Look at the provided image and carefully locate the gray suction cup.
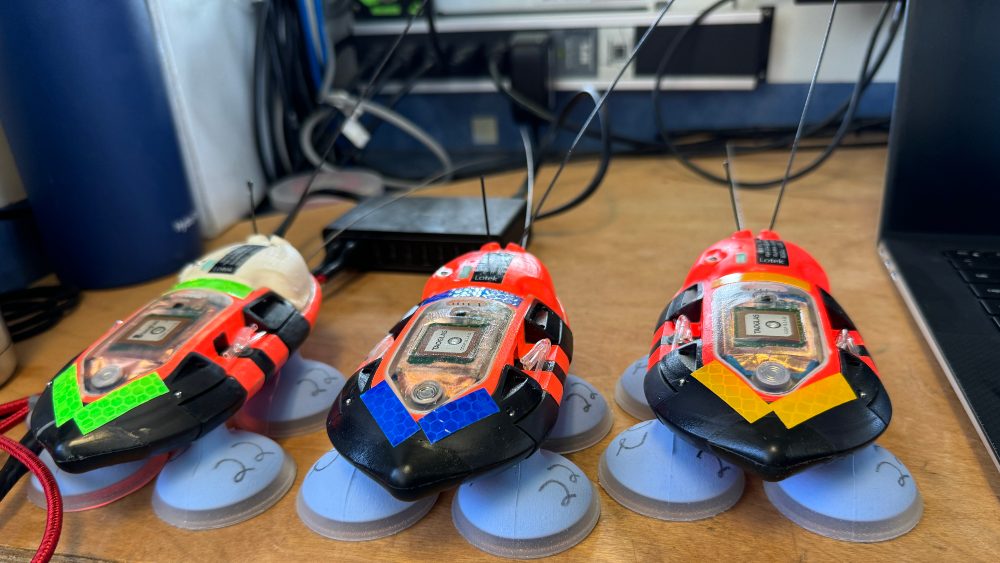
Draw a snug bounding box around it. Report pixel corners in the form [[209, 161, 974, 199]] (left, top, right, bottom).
[[542, 374, 613, 453], [233, 353, 345, 438], [614, 356, 655, 421], [764, 443, 923, 542], [297, 448, 437, 541], [152, 425, 295, 530], [452, 449, 600, 559], [28, 451, 166, 512], [599, 421, 744, 521]]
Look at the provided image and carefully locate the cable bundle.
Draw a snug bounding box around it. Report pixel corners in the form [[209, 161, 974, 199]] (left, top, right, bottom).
[[0, 285, 80, 343], [0, 398, 62, 563]]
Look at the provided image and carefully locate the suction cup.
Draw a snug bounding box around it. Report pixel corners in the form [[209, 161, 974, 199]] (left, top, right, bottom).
[[28, 451, 166, 512], [234, 353, 346, 438], [614, 357, 654, 421], [452, 449, 600, 559], [764, 443, 923, 542], [542, 375, 613, 453], [152, 425, 295, 530], [599, 421, 744, 521], [297, 448, 437, 541]]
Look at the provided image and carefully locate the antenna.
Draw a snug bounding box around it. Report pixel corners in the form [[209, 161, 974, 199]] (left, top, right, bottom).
[[272, 0, 430, 239], [479, 176, 491, 242], [530, 0, 677, 224], [768, 0, 840, 231], [723, 143, 744, 232], [518, 126, 535, 246], [246, 180, 259, 236]]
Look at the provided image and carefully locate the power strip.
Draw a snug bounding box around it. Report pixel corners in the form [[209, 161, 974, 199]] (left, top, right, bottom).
[[351, 9, 772, 93]]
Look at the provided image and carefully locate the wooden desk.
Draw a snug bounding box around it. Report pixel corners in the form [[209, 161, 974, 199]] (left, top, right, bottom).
[[2, 149, 999, 561]]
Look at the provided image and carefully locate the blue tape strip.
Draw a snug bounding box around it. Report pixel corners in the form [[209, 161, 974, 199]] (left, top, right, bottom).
[[419, 389, 500, 443], [361, 381, 420, 447], [422, 287, 523, 308]]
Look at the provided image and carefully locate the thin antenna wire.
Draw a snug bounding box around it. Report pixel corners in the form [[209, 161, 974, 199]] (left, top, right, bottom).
[[479, 176, 491, 241], [723, 143, 744, 232], [769, 0, 839, 231], [530, 0, 677, 224], [246, 180, 259, 235], [272, 0, 430, 238], [518, 126, 535, 246]]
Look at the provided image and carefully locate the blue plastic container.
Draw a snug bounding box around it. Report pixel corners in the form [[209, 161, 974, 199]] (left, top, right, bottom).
[[0, 0, 200, 288]]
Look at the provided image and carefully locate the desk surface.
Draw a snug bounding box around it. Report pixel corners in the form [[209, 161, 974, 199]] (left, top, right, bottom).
[[2, 149, 999, 561]]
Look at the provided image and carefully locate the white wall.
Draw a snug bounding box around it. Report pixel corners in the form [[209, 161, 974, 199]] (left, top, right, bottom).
[[669, 0, 903, 83]]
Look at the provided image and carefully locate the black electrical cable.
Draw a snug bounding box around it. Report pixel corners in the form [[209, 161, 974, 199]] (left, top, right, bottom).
[[603, 115, 890, 166], [487, 49, 663, 151], [488, 44, 817, 155], [314, 240, 358, 281], [0, 285, 81, 342], [254, 0, 330, 181], [652, 0, 904, 188], [285, 1, 324, 169], [530, 89, 612, 221], [424, 0, 447, 65], [262, 13, 296, 176], [412, 111, 888, 188], [265, 3, 297, 177]]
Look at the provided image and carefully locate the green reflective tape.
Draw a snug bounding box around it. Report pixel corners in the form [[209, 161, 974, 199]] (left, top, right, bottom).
[[53, 366, 169, 435], [171, 278, 253, 298], [372, 5, 402, 15], [52, 365, 82, 427]]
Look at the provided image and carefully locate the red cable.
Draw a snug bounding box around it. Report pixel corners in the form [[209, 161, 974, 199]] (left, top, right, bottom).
[[0, 404, 29, 434], [0, 399, 63, 563], [0, 397, 29, 419]]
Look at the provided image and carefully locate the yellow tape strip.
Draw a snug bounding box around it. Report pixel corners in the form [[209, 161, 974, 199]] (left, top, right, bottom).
[[690, 361, 856, 428], [770, 372, 857, 428], [690, 361, 772, 423]]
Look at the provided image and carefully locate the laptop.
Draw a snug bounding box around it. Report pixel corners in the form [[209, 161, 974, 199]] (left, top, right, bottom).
[[878, 0, 1000, 473]]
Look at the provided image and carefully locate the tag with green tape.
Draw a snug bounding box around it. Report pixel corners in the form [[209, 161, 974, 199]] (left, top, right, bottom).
[[52, 365, 169, 435], [170, 278, 253, 299]]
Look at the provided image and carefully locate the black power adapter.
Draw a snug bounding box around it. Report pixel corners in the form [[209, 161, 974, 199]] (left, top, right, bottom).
[[318, 196, 527, 278], [507, 32, 553, 126]]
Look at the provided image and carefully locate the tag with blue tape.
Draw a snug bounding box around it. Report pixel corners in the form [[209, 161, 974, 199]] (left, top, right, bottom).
[[360, 381, 420, 447], [361, 383, 501, 447], [419, 389, 500, 443], [422, 287, 523, 308]]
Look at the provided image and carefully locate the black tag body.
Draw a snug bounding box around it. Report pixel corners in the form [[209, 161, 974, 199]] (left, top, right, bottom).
[[210, 245, 265, 274], [756, 240, 789, 266], [471, 252, 514, 283]]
